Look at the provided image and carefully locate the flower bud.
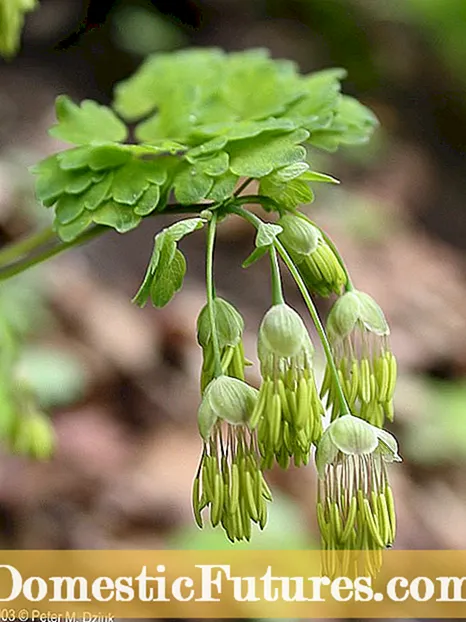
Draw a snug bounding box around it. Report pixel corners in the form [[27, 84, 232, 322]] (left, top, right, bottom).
[[277, 214, 320, 256], [258, 303, 308, 359], [197, 298, 248, 392], [326, 290, 389, 344], [322, 290, 396, 426], [316, 415, 400, 551], [278, 214, 347, 296], [253, 304, 324, 469], [198, 375, 258, 440]]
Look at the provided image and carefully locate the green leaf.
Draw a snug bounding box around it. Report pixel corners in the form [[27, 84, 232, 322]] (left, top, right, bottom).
[[30, 155, 71, 206], [255, 223, 283, 248], [260, 176, 314, 209], [92, 201, 142, 233], [55, 193, 85, 225], [114, 48, 225, 121], [309, 95, 379, 151], [173, 164, 214, 205], [82, 173, 114, 210], [206, 171, 239, 203], [55, 211, 93, 242], [166, 217, 206, 241], [111, 158, 169, 204], [49, 96, 128, 145], [133, 218, 205, 307], [65, 169, 96, 194], [220, 50, 303, 121], [301, 170, 340, 184], [242, 246, 268, 268], [228, 129, 309, 178], [151, 248, 186, 307], [186, 151, 229, 176], [286, 68, 346, 131], [134, 184, 161, 216]]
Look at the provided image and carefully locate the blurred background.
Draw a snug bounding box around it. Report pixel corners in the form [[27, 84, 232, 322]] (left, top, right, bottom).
[[0, 0, 465, 554]]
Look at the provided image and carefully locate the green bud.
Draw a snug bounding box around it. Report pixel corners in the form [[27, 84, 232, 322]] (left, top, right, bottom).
[[197, 298, 244, 349], [277, 214, 320, 256], [258, 303, 308, 359], [327, 290, 389, 344], [198, 376, 258, 440]]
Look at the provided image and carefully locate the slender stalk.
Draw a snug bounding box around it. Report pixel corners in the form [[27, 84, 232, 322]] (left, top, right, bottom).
[[0, 225, 107, 283], [275, 239, 350, 416], [230, 203, 350, 416], [0, 203, 213, 283], [0, 226, 55, 266], [205, 212, 223, 379], [269, 246, 284, 305]]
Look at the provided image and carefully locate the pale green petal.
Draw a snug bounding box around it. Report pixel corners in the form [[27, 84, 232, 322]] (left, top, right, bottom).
[[329, 415, 378, 455]]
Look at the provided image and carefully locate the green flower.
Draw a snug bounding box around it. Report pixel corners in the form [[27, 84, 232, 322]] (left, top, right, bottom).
[[321, 290, 397, 426], [278, 214, 347, 297], [251, 304, 324, 469], [316, 415, 400, 551], [197, 298, 249, 393], [193, 375, 272, 542]]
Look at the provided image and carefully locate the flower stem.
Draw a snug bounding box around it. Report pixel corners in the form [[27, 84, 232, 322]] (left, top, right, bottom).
[[0, 226, 56, 267], [275, 240, 350, 415], [205, 212, 223, 379], [269, 246, 284, 305], [230, 203, 350, 416]]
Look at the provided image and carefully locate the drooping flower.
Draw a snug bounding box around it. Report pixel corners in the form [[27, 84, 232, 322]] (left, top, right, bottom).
[[192, 375, 272, 542], [321, 290, 397, 426], [197, 298, 249, 393], [250, 304, 324, 469], [315, 415, 400, 551], [278, 214, 347, 297]]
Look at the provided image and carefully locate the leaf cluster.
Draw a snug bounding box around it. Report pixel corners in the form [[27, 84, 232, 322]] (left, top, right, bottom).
[[31, 48, 378, 242]]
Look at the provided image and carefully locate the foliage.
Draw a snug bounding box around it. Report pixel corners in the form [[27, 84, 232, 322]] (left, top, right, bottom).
[[31, 48, 377, 244]]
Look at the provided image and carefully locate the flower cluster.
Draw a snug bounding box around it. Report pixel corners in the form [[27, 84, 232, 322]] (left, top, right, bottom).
[[191, 209, 400, 550], [321, 290, 397, 426], [316, 415, 400, 551], [193, 376, 271, 541], [251, 304, 323, 469], [278, 215, 347, 296]]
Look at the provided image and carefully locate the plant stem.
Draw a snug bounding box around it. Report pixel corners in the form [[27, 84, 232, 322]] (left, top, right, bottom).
[[275, 239, 350, 415], [230, 203, 350, 416], [0, 225, 108, 283], [269, 246, 284, 305], [0, 203, 213, 283], [205, 212, 223, 379], [0, 226, 56, 266]]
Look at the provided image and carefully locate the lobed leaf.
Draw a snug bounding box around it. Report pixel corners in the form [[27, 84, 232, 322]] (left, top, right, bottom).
[[49, 96, 128, 145]]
